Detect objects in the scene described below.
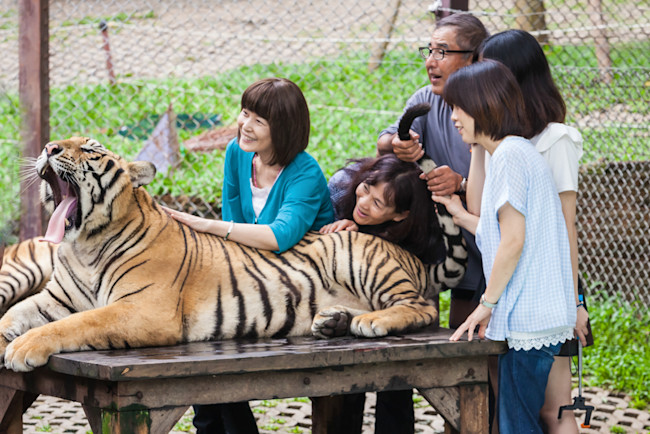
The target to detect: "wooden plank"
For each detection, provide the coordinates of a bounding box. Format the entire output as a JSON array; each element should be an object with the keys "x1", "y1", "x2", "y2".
[
  {"x1": 418, "y1": 386, "x2": 460, "y2": 431},
  {"x1": 0, "y1": 367, "x2": 116, "y2": 409},
  {"x1": 100, "y1": 356, "x2": 486, "y2": 408},
  {"x1": 18, "y1": 0, "x2": 49, "y2": 240},
  {"x1": 0, "y1": 355, "x2": 487, "y2": 409},
  {"x1": 46, "y1": 329, "x2": 507, "y2": 381}
]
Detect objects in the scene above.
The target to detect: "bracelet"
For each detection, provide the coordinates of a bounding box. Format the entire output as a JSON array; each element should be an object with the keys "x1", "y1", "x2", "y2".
[
  {"x1": 480, "y1": 293, "x2": 498, "y2": 309},
  {"x1": 458, "y1": 177, "x2": 468, "y2": 193},
  {"x1": 576, "y1": 302, "x2": 585, "y2": 309},
  {"x1": 224, "y1": 220, "x2": 234, "y2": 241}
]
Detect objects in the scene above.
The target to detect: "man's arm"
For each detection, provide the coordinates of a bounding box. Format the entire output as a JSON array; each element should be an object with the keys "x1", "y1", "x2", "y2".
[{"x1": 377, "y1": 132, "x2": 395, "y2": 156}]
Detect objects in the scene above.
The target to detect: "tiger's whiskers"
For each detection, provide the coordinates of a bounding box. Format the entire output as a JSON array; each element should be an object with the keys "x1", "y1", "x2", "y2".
[{"x1": 18, "y1": 157, "x2": 40, "y2": 192}]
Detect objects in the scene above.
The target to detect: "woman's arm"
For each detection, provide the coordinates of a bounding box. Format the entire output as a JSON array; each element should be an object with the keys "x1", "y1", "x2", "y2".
[
  {"x1": 466, "y1": 144, "x2": 486, "y2": 215},
  {"x1": 481, "y1": 202, "x2": 525, "y2": 305},
  {"x1": 450, "y1": 202, "x2": 525, "y2": 342},
  {"x1": 162, "y1": 207, "x2": 279, "y2": 250},
  {"x1": 267, "y1": 157, "x2": 335, "y2": 252},
  {"x1": 559, "y1": 190, "x2": 589, "y2": 344}
]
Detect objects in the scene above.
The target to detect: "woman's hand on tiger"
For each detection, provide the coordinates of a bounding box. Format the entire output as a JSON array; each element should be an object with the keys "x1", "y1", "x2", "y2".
[
  {"x1": 162, "y1": 206, "x2": 215, "y2": 233},
  {"x1": 432, "y1": 193, "x2": 478, "y2": 235},
  {"x1": 391, "y1": 131, "x2": 425, "y2": 163},
  {"x1": 319, "y1": 219, "x2": 358, "y2": 234}
]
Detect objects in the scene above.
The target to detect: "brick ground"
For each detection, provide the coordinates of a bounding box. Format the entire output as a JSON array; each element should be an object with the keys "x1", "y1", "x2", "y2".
[{"x1": 21, "y1": 387, "x2": 649, "y2": 433}]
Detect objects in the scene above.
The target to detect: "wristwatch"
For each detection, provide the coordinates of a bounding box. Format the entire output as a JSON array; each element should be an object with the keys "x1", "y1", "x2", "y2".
[
  {"x1": 480, "y1": 293, "x2": 498, "y2": 309},
  {"x1": 458, "y1": 177, "x2": 468, "y2": 193}
]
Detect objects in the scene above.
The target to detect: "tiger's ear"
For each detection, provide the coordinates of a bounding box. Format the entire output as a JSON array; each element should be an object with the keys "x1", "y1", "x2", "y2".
[{"x1": 128, "y1": 161, "x2": 157, "y2": 188}]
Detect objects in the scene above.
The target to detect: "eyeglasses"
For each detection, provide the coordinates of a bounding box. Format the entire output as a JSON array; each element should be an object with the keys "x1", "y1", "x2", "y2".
[{"x1": 418, "y1": 46, "x2": 473, "y2": 60}]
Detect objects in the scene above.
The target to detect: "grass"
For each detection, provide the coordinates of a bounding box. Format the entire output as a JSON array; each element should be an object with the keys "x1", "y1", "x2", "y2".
[{"x1": 581, "y1": 290, "x2": 650, "y2": 406}]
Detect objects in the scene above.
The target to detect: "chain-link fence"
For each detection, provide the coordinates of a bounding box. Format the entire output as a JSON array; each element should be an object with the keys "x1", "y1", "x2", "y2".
[{"x1": 0, "y1": 0, "x2": 648, "y2": 304}]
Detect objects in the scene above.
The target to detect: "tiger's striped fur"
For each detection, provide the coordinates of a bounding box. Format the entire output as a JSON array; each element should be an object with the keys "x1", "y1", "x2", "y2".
[
  {"x1": 0, "y1": 239, "x2": 56, "y2": 315},
  {"x1": 0, "y1": 137, "x2": 466, "y2": 372}
]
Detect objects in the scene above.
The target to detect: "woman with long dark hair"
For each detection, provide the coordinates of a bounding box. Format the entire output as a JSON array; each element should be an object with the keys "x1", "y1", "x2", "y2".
[
  {"x1": 478, "y1": 30, "x2": 590, "y2": 434},
  {"x1": 322, "y1": 153, "x2": 443, "y2": 264}
]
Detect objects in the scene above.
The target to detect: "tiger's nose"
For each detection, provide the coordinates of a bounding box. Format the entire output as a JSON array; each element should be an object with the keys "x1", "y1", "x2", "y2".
[{"x1": 45, "y1": 143, "x2": 61, "y2": 156}]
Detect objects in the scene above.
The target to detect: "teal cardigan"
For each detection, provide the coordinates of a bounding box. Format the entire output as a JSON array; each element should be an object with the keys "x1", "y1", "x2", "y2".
[{"x1": 222, "y1": 139, "x2": 334, "y2": 252}]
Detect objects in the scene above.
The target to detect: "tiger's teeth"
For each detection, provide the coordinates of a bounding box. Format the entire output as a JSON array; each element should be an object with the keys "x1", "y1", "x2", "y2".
[{"x1": 65, "y1": 218, "x2": 70, "y2": 226}]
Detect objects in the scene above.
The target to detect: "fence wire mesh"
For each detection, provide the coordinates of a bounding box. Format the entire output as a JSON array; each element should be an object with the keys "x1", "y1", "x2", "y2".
[{"x1": 0, "y1": 0, "x2": 648, "y2": 305}]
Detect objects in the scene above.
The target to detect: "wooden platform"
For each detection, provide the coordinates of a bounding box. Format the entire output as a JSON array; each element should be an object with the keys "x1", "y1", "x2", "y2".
[{"x1": 0, "y1": 327, "x2": 506, "y2": 434}]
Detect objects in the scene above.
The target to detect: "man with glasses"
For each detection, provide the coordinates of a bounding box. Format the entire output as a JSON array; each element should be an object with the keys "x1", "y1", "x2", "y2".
[{"x1": 373, "y1": 13, "x2": 491, "y2": 434}]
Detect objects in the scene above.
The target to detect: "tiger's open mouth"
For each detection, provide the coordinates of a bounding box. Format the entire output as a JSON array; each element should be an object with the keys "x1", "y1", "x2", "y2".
[{"x1": 39, "y1": 163, "x2": 81, "y2": 244}]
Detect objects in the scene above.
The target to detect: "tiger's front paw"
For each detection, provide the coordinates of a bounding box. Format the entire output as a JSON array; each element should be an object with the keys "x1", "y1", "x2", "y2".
[
  {"x1": 4, "y1": 330, "x2": 56, "y2": 372},
  {"x1": 311, "y1": 308, "x2": 352, "y2": 339},
  {"x1": 350, "y1": 312, "x2": 389, "y2": 338}
]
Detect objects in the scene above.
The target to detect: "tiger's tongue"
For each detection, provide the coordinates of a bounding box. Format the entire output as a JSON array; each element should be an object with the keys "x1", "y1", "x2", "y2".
[{"x1": 41, "y1": 197, "x2": 77, "y2": 244}]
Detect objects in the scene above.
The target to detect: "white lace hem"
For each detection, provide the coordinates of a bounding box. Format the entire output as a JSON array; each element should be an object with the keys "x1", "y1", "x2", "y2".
[{"x1": 507, "y1": 327, "x2": 574, "y2": 351}]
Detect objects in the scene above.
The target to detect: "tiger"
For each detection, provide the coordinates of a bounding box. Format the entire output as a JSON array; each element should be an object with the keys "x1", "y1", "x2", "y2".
[{"x1": 0, "y1": 136, "x2": 467, "y2": 372}]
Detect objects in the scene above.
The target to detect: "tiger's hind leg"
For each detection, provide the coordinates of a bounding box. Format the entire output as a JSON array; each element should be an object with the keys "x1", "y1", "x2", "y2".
[{"x1": 311, "y1": 306, "x2": 370, "y2": 339}]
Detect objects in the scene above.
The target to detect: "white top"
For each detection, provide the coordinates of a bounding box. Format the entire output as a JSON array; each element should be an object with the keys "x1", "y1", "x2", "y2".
[
  {"x1": 530, "y1": 123, "x2": 583, "y2": 193},
  {"x1": 250, "y1": 180, "x2": 272, "y2": 218},
  {"x1": 249, "y1": 168, "x2": 283, "y2": 218},
  {"x1": 485, "y1": 123, "x2": 583, "y2": 194},
  {"x1": 476, "y1": 136, "x2": 576, "y2": 351}
]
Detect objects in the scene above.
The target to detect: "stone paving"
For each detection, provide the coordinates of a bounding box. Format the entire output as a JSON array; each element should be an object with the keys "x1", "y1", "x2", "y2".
[{"x1": 21, "y1": 387, "x2": 650, "y2": 433}]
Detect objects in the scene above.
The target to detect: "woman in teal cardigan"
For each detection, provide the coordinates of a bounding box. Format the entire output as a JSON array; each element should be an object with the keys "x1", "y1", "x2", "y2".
[
  {"x1": 221, "y1": 136, "x2": 333, "y2": 252},
  {"x1": 166, "y1": 77, "x2": 333, "y2": 434}
]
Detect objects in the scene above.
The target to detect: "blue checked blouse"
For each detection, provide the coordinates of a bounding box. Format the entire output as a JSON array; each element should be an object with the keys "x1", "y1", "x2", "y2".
[{"x1": 476, "y1": 136, "x2": 576, "y2": 351}]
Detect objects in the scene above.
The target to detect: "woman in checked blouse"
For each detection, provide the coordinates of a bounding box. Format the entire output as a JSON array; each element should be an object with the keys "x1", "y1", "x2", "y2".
[{"x1": 433, "y1": 60, "x2": 576, "y2": 434}]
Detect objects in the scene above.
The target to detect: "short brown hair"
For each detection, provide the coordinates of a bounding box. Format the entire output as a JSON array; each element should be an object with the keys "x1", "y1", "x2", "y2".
[
  {"x1": 435, "y1": 14, "x2": 490, "y2": 62},
  {"x1": 240, "y1": 78, "x2": 310, "y2": 166},
  {"x1": 443, "y1": 60, "x2": 531, "y2": 141}
]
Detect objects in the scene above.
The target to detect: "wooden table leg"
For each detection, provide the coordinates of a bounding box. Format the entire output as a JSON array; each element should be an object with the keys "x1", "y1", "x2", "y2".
[
  {"x1": 82, "y1": 404, "x2": 188, "y2": 434},
  {"x1": 311, "y1": 395, "x2": 365, "y2": 434},
  {"x1": 419, "y1": 383, "x2": 489, "y2": 434},
  {"x1": 459, "y1": 383, "x2": 488, "y2": 434},
  {"x1": 0, "y1": 387, "x2": 37, "y2": 434}
]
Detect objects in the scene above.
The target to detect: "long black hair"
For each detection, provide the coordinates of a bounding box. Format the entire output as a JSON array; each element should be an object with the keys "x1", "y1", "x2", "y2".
[
  {"x1": 334, "y1": 154, "x2": 444, "y2": 264},
  {"x1": 480, "y1": 29, "x2": 566, "y2": 137}
]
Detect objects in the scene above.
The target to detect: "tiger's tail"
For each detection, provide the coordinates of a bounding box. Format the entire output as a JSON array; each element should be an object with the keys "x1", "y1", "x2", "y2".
[
  {"x1": 426, "y1": 205, "x2": 468, "y2": 297},
  {"x1": 398, "y1": 102, "x2": 437, "y2": 174}
]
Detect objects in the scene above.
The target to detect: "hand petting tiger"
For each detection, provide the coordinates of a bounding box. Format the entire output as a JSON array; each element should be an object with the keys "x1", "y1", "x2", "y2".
[{"x1": 0, "y1": 137, "x2": 466, "y2": 372}]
